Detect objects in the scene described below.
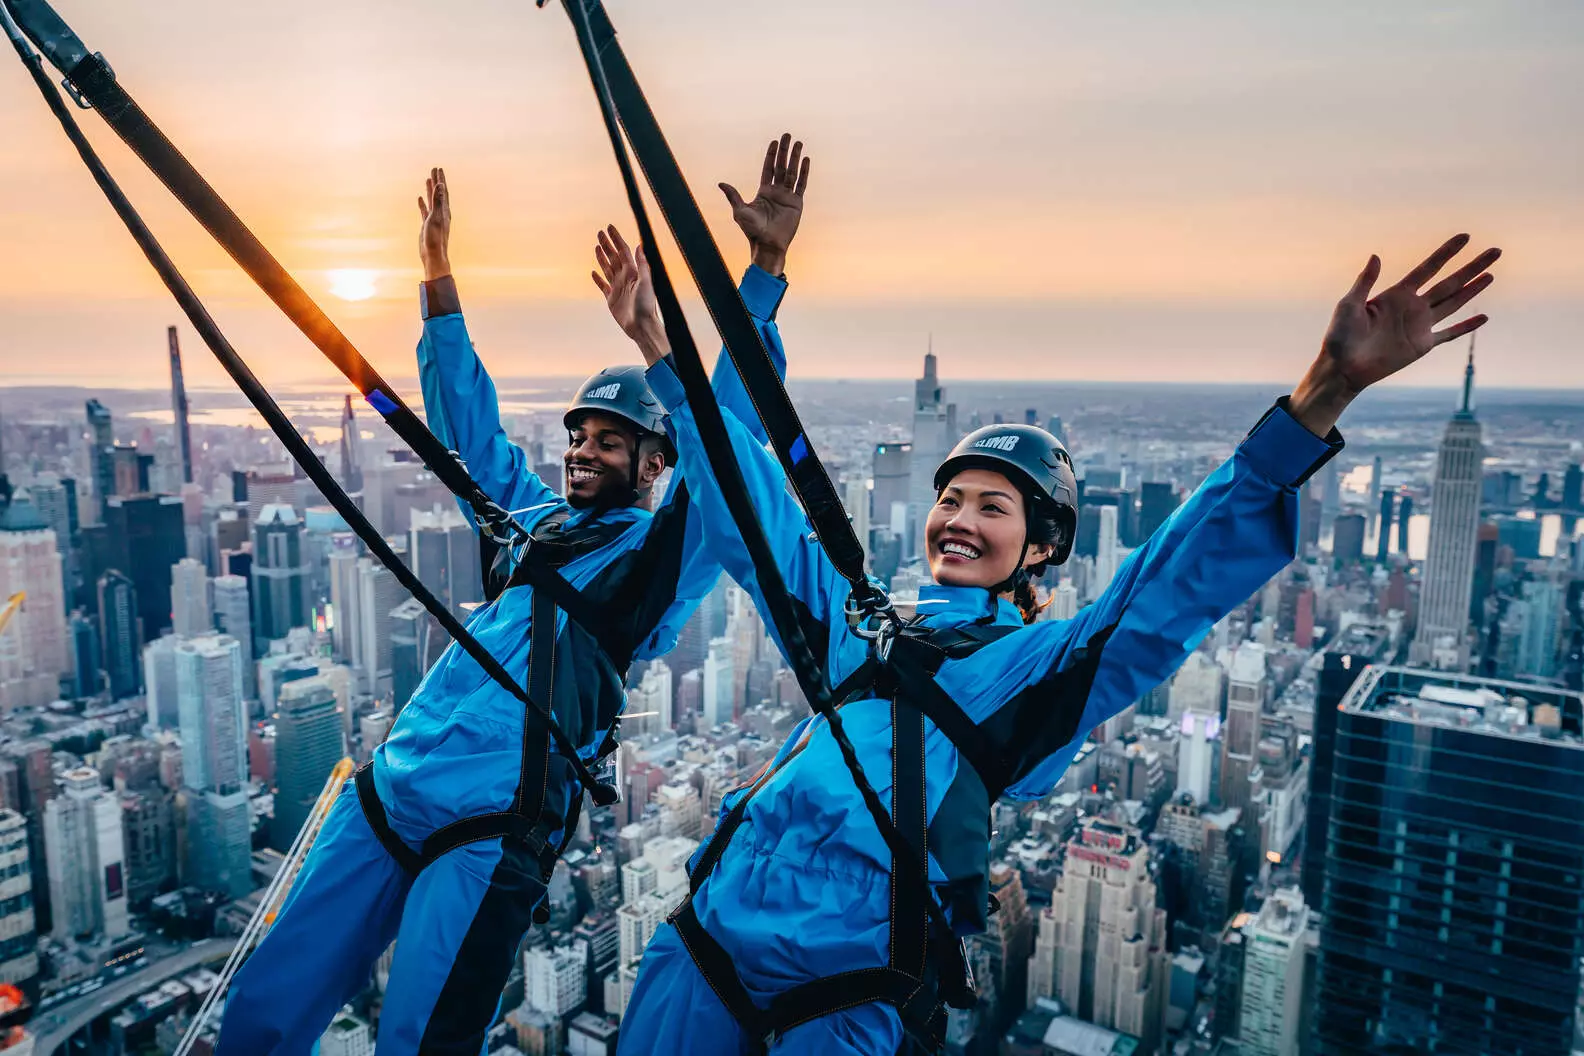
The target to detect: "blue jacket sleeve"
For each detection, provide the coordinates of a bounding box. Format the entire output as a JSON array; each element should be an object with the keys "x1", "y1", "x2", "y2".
[
  {"x1": 631, "y1": 267, "x2": 793, "y2": 660},
  {"x1": 645, "y1": 353, "x2": 867, "y2": 688},
  {"x1": 415, "y1": 276, "x2": 560, "y2": 522},
  {"x1": 935, "y1": 400, "x2": 1343, "y2": 800}
]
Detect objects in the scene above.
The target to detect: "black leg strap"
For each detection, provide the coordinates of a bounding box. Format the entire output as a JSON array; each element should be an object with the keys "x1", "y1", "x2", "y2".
[
  {"x1": 355, "y1": 763, "x2": 425, "y2": 875},
  {"x1": 890, "y1": 699, "x2": 928, "y2": 980}
]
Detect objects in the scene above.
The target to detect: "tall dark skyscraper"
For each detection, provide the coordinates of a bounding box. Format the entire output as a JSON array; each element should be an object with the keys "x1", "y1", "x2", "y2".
[
  {"x1": 338, "y1": 394, "x2": 363, "y2": 493},
  {"x1": 85, "y1": 399, "x2": 114, "y2": 519},
  {"x1": 252, "y1": 504, "x2": 310, "y2": 649},
  {"x1": 97, "y1": 570, "x2": 141, "y2": 700},
  {"x1": 1316, "y1": 666, "x2": 1584, "y2": 1056},
  {"x1": 1376, "y1": 488, "x2": 1395, "y2": 561},
  {"x1": 1563, "y1": 464, "x2": 1582, "y2": 511},
  {"x1": 1332, "y1": 512, "x2": 1366, "y2": 564},
  {"x1": 1300, "y1": 619, "x2": 1396, "y2": 909},
  {"x1": 167, "y1": 326, "x2": 193, "y2": 485},
  {"x1": 1396, "y1": 493, "x2": 1413, "y2": 554},
  {"x1": 271, "y1": 677, "x2": 345, "y2": 851},
  {"x1": 83, "y1": 495, "x2": 186, "y2": 641}
]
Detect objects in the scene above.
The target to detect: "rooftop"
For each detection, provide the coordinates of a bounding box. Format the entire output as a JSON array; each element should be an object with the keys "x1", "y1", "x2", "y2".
[{"x1": 1342, "y1": 666, "x2": 1584, "y2": 747}]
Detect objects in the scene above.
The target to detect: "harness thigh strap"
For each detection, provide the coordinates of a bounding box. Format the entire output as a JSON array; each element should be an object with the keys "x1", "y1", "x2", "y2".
[{"x1": 354, "y1": 763, "x2": 425, "y2": 875}]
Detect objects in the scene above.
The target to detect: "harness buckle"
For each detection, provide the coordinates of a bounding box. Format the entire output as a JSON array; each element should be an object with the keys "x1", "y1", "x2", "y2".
[{"x1": 60, "y1": 55, "x2": 111, "y2": 110}]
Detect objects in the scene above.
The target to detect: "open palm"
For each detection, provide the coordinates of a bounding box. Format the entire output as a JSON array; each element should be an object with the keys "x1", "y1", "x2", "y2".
[
  {"x1": 591, "y1": 225, "x2": 656, "y2": 340},
  {"x1": 720, "y1": 133, "x2": 810, "y2": 258},
  {"x1": 1322, "y1": 234, "x2": 1500, "y2": 392}
]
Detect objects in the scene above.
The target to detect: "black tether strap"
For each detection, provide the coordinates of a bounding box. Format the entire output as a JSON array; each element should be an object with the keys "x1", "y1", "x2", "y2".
[
  {"x1": 559, "y1": 0, "x2": 960, "y2": 948},
  {"x1": 0, "y1": 4, "x2": 617, "y2": 808},
  {"x1": 1, "y1": 0, "x2": 525, "y2": 549},
  {"x1": 551, "y1": 0, "x2": 891, "y2": 622}
]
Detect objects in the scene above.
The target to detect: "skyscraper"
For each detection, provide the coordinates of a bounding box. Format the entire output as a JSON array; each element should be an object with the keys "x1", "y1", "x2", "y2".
[
  {"x1": 119, "y1": 789, "x2": 176, "y2": 908},
  {"x1": 44, "y1": 768, "x2": 128, "y2": 940},
  {"x1": 211, "y1": 574, "x2": 256, "y2": 698},
  {"x1": 1376, "y1": 487, "x2": 1395, "y2": 562},
  {"x1": 1137, "y1": 481, "x2": 1179, "y2": 543},
  {"x1": 83, "y1": 494, "x2": 186, "y2": 641},
  {"x1": 1411, "y1": 343, "x2": 1483, "y2": 668},
  {"x1": 69, "y1": 610, "x2": 100, "y2": 698},
  {"x1": 97, "y1": 571, "x2": 141, "y2": 700},
  {"x1": 86, "y1": 399, "x2": 114, "y2": 521},
  {"x1": 907, "y1": 351, "x2": 952, "y2": 558},
  {"x1": 272, "y1": 676, "x2": 345, "y2": 851},
  {"x1": 252, "y1": 504, "x2": 310, "y2": 647},
  {"x1": 1330, "y1": 512, "x2": 1366, "y2": 564},
  {"x1": 328, "y1": 538, "x2": 361, "y2": 664},
  {"x1": 357, "y1": 558, "x2": 405, "y2": 698},
  {"x1": 1239, "y1": 886, "x2": 1309, "y2": 1056},
  {"x1": 1316, "y1": 666, "x2": 1584, "y2": 1055},
  {"x1": 1220, "y1": 643, "x2": 1266, "y2": 814},
  {"x1": 410, "y1": 505, "x2": 481, "y2": 617},
  {"x1": 171, "y1": 557, "x2": 211, "y2": 638},
  {"x1": 142, "y1": 633, "x2": 180, "y2": 729},
  {"x1": 28, "y1": 475, "x2": 75, "y2": 604},
  {"x1": 1035, "y1": 820, "x2": 1169, "y2": 1053},
  {"x1": 176, "y1": 634, "x2": 252, "y2": 899},
  {"x1": 338, "y1": 394, "x2": 364, "y2": 493},
  {"x1": 168, "y1": 326, "x2": 193, "y2": 485},
  {"x1": 0, "y1": 809, "x2": 39, "y2": 986},
  {"x1": 0, "y1": 493, "x2": 69, "y2": 709}
]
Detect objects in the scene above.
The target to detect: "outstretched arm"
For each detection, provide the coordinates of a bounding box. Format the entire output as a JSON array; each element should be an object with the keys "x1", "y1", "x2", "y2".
[
  {"x1": 938, "y1": 234, "x2": 1502, "y2": 799},
  {"x1": 414, "y1": 168, "x2": 558, "y2": 521}
]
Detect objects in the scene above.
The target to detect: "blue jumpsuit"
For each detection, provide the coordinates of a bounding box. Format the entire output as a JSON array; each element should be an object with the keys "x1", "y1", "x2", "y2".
[
  {"x1": 217, "y1": 266, "x2": 788, "y2": 1055},
  {"x1": 618, "y1": 358, "x2": 1340, "y2": 1054}
]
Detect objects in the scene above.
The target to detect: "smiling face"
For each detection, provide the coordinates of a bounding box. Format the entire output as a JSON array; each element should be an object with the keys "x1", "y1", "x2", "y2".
[
  {"x1": 563, "y1": 411, "x2": 665, "y2": 509},
  {"x1": 924, "y1": 468, "x2": 1053, "y2": 588}
]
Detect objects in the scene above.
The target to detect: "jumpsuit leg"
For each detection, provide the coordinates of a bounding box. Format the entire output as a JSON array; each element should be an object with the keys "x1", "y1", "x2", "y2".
[
  {"x1": 377, "y1": 836, "x2": 546, "y2": 1056},
  {"x1": 615, "y1": 922, "x2": 747, "y2": 1056},
  {"x1": 218, "y1": 789, "x2": 413, "y2": 1056}
]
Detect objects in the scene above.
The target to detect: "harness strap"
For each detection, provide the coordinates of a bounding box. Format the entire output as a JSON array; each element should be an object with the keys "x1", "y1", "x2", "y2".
[
  {"x1": 517, "y1": 586, "x2": 559, "y2": 824},
  {"x1": 890, "y1": 698, "x2": 928, "y2": 981},
  {"x1": 886, "y1": 637, "x2": 1019, "y2": 798},
  {"x1": 559, "y1": 0, "x2": 887, "y2": 620}
]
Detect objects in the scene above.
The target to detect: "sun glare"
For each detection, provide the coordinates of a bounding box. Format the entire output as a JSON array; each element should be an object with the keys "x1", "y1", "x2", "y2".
[{"x1": 327, "y1": 268, "x2": 378, "y2": 301}]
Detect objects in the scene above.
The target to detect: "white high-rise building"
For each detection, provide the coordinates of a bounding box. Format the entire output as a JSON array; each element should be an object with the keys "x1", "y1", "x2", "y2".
[
  {"x1": 211, "y1": 574, "x2": 256, "y2": 699},
  {"x1": 142, "y1": 634, "x2": 181, "y2": 730},
  {"x1": 701, "y1": 636, "x2": 734, "y2": 729},
  {"x1": 617, "y1": 892, "x2": 668, "y2": 969},
  {"x1": 1240, "y1": 886, "x2": 1310, "y2": 1056},
  {"x1": 0, "y1": 810, "x2": 39, "y2": 984},
  {"x1": 621, "y1": 858, "x2": 658, "y2": 905},
  {"x1": 1411, "y1": 345, "x2": 1483, "y2": 669},
  {"x1": 625, "y1": 662, "x2": 673, "y2": 738},
  {"x1": 1041, "y1": 581, "x2": 1079, "y2": 622},
  {"x1": 844, "y1": 474, "x2": 871, "y2": 570},
  {"x1": 0, "y1": 498, "x2": 69, "y2": 711},
  {"x1": 176, "y1": 635, "x2": 247, "y2": 793},
  {"x1": 44, "y1": 768, "x2": 128, "y2": 940},
  {"x1": 524, "y1": 940, "x2": 589, "y2": 1018},
  {"x1": 328, "y1": 544, "x2": 362, "y2": 665},
  {"x1": 1092, "y1": 505, "x2": 1121, "y2": 600},
  {"x1": 1177, "y1": 711, "x2": 1220, "y2": 805},
  {"x1": 1221, "y1": 643, "x2": 1267, "y2": 815},
  {"x1": 1036, "y1": 820, "x2": 1169, "y2": 1053},
  {"x1": 171, "y1": 557, "x2": 211, "y2": 638}
]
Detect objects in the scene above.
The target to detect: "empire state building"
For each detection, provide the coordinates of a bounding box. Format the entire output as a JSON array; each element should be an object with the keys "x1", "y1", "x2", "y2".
[{"x1": 1410, "y1": 340, "x2": 1483, "y2": 668}]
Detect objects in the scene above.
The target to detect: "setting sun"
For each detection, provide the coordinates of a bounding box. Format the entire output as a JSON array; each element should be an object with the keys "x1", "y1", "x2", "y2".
[{"x1": 327, "y1": 268, "x2": 378, "y2": 302}]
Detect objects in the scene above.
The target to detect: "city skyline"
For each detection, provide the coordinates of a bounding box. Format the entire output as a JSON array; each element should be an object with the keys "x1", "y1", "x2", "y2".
[{"x1": 0, "y1": 1, "x2": 1578, "y2": 388}]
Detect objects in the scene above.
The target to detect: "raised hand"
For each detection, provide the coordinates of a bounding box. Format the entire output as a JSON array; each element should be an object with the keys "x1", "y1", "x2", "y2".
[
  {"x1": 1323, "y1": 234, "x2": 1500, "y2": 392},
  {"x1": 1290, "y1": 234, "x2": 1500, "y2": 436},
  {"x1": 719, "y1": 133, "x2": 811, "y2": 276},
  {"x1": 591, "y1": 225, "x2": 667, "y2": 365},
  {"x1": 417, "y1": 167, "x2": 451, "y2": 282}
]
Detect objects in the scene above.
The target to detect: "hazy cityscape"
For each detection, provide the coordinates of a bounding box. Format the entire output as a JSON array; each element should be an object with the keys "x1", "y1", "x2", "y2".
[{"x1": 0, "y1": 328, "x2": 1579, "y2": 1056}]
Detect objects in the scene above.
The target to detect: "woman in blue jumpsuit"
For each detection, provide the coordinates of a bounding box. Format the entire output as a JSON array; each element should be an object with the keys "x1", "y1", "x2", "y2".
[
  {"x1": 602, "y1": 232, "x2": 1499, "y2": 1053},
  {"x1": 219, "y1": 138, "x2": 812, "y2": 1056}
]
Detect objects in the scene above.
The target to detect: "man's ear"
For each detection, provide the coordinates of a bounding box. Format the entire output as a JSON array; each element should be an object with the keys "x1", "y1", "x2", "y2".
[{"x1": 636, "y1": 442, "x2": 668, "y2": 490}]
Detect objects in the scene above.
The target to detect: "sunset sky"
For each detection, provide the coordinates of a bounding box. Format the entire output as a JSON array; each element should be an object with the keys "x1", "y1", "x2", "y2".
[{"x1": 0, "y1": 0, "x2": 1578, "y2": 391}]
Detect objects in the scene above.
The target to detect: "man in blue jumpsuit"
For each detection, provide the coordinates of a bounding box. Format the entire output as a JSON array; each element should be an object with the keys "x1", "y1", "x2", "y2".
[
  {"x1": 595, "y1": 232, "x2": 1499, "y2": 1052},
  {"x1": 217, "y1": 134, "x2": 813, "y2": 1055}
]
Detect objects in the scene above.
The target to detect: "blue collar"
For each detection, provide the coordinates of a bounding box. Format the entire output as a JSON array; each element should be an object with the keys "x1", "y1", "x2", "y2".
[{"x1": 913, "y1": 582, "x2": 1024, "y2": 627}]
